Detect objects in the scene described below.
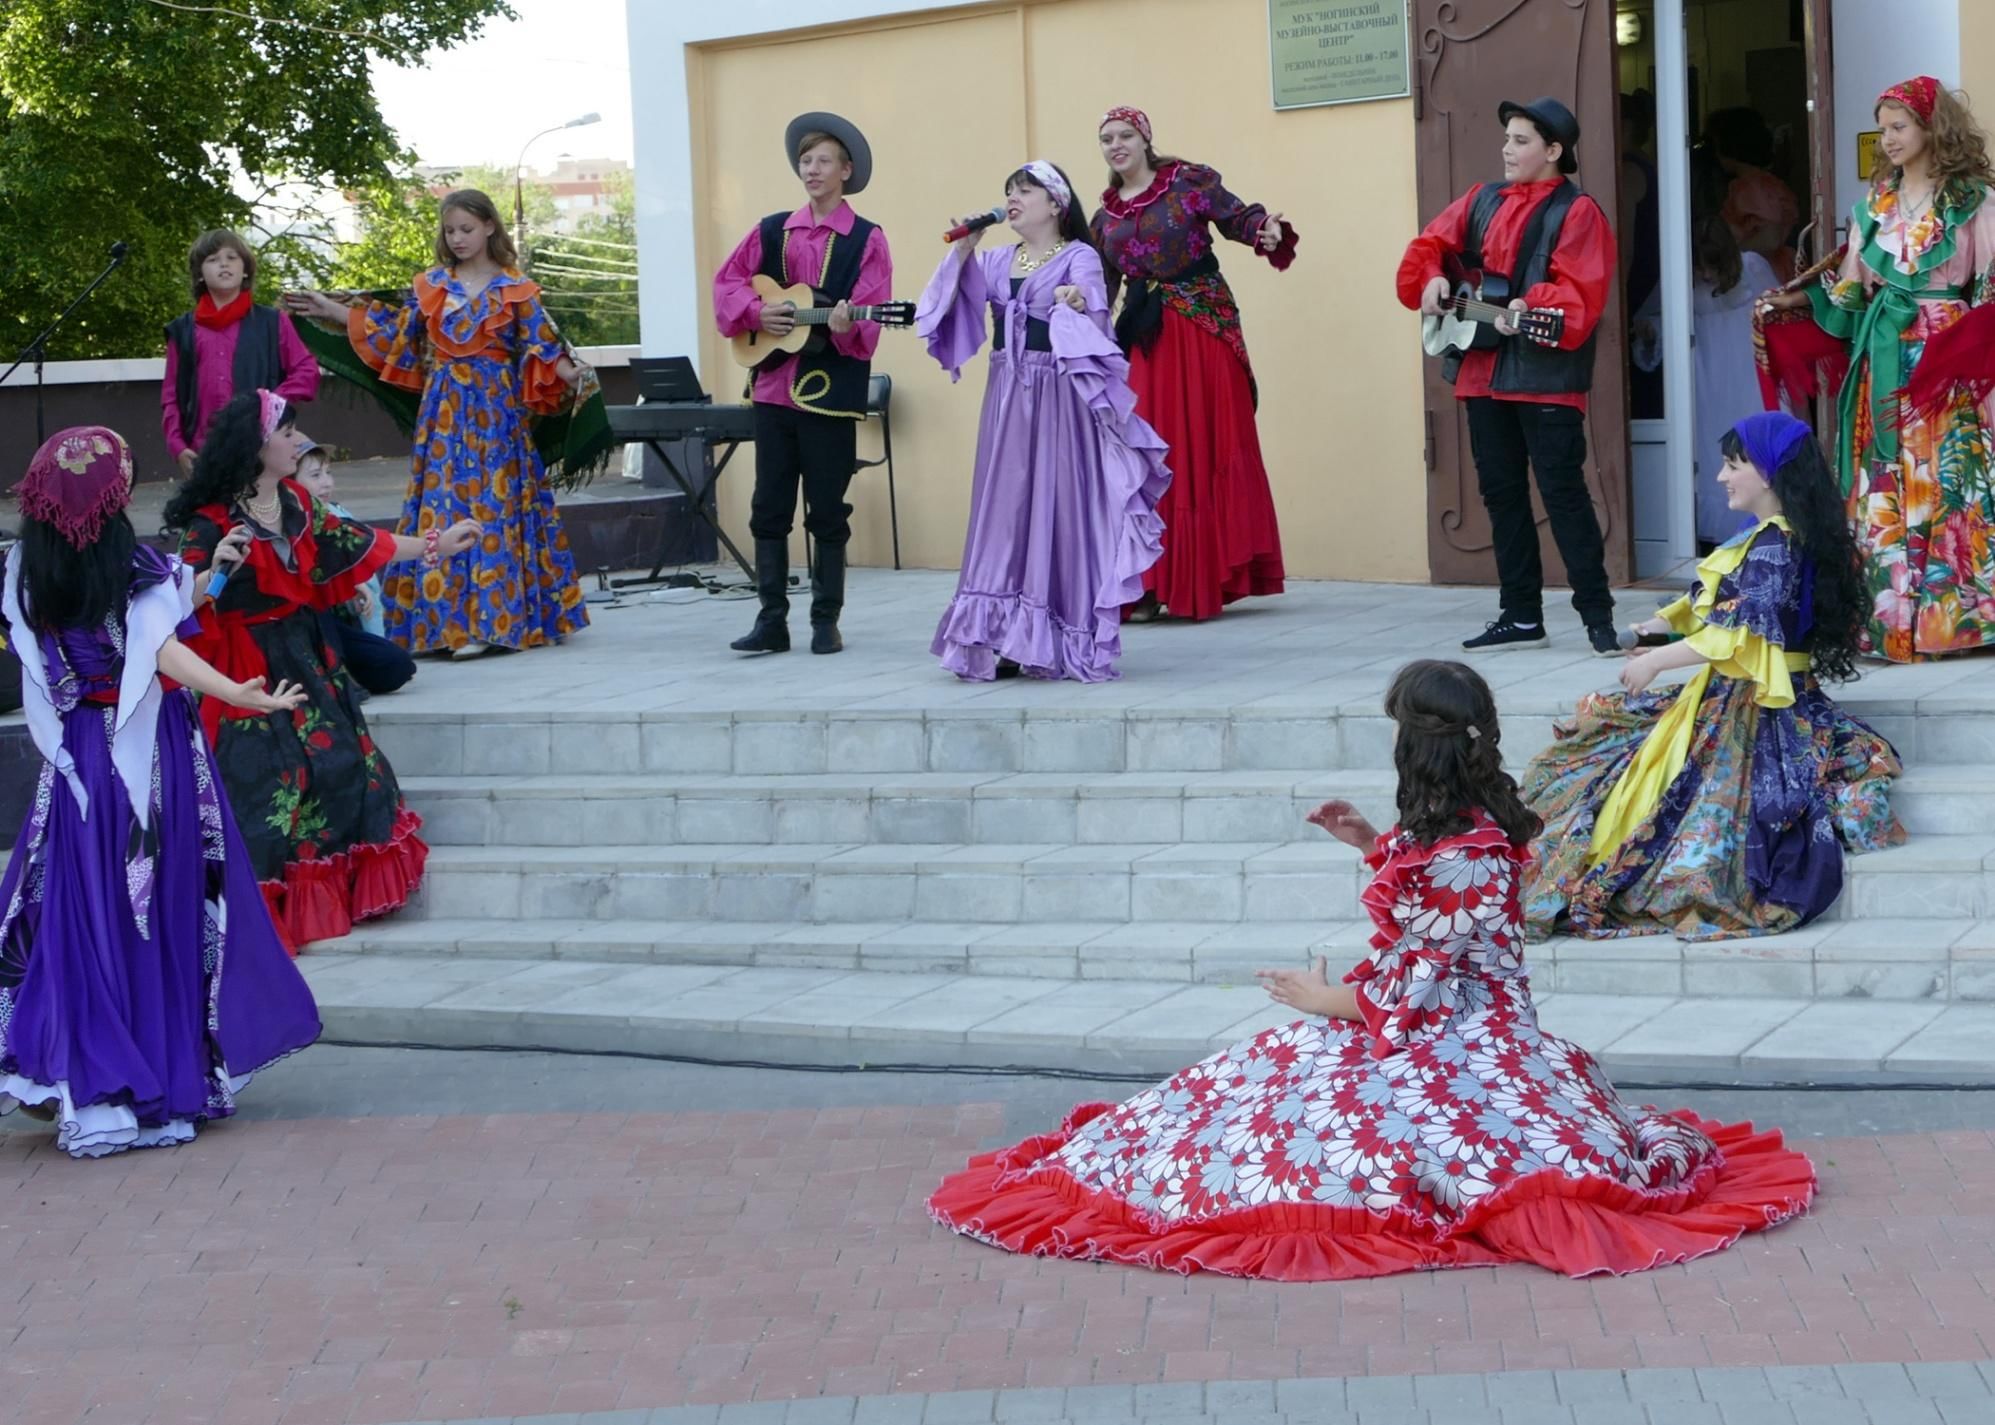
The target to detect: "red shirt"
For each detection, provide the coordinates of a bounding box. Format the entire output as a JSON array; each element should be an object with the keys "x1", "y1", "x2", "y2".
[
  {"x1": 713, "y1": 201, "x2": 893, "y2": 410},
  {"x1": 1396, "y1": 179, "x2": 1617, "y2": 411}
]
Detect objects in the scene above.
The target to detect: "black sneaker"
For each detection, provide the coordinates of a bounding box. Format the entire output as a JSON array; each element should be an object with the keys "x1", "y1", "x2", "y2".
[
  {"x1": 1462, "y1": 616, "x2": 1548, "y2": 652},
  {"x1": 1585, "y1": 622, "x2": 1622, "y2": 657}
]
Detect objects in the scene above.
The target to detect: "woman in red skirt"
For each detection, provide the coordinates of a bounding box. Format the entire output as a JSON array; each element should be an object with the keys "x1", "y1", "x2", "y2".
[{"x1": 1091, "y1": 105, "x2": 1295, "y2": 621}]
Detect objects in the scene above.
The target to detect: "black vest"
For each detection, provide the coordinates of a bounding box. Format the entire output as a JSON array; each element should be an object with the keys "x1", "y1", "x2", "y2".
[
  {"x1": 757, "y1": 210, "x2": 877, "y2": 419},
  {"x1": 166, "y1": 304, "x2": 284, "y2": 444},
  {"x1": 1465, "y1": 181, "x2": 1598, "y2": 396}
]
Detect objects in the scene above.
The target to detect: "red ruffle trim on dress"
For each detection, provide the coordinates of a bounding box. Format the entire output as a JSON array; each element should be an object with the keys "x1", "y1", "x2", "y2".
[
  {"x1": 929, "y1": 1104, "x2": 1815, "y2": 1281},
  {"x1": 263, "y1": 805, "x2": 428, "y2": 953}
]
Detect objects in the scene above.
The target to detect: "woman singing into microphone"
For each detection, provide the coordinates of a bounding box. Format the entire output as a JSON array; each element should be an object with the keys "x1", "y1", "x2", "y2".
[
  {"x1": 918, "y1": 162, "x2": 1169, "y2": 682},
  {"x1": 1092, "y1": 106, "x2": 1296, "y2": 622}
]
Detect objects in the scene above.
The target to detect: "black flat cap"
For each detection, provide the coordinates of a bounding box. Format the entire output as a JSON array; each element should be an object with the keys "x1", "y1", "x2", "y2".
[{"x1": 1499, "y1": 97, "x2": 1582, "y2": 174}]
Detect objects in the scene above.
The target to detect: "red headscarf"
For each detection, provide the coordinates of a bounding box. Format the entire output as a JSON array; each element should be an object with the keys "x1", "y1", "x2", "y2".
[
  {"x1": 15, "y1": 426, "x2": 133, "y2": 549},
  {"x1": 1099, "y1": 106, "x2": 1152, "y2": 143},
  {"x1": 1878, "y1": 76, "x2": 1941, "y2": 127}
]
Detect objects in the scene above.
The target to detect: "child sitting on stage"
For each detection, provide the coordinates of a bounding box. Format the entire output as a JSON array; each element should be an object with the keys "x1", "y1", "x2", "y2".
[
  {"x1": 931, "y1": 659, "x2": 1814, "y2": 1279},
  {"x1": 293, "y1": 440, "x2": 415, "y2": 697}
]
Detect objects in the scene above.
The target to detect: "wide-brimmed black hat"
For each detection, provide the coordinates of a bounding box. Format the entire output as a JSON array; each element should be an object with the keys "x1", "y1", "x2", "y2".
[
  {"x1": 1498, "y1": 97, "x2": 1581, "y2": 174},
  {"x1": 784, "y1": 111, "x2": 873, "y2": 194}
]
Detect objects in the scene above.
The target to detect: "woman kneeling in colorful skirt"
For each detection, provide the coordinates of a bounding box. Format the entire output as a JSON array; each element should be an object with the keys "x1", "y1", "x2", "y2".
[{"x1": 1524, "y1": 411, "x2": 1904, "y2": 941}]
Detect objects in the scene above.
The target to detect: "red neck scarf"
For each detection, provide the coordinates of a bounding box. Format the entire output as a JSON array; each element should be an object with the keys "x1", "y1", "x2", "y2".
[{"x1": 195, "y1": 290, "x2": 253, "y2": 329}]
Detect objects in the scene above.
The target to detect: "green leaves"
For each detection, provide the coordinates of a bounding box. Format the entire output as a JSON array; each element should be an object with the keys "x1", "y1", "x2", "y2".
[{"x1": 0, "y1": 0, "x2": 514, "y2": 359}]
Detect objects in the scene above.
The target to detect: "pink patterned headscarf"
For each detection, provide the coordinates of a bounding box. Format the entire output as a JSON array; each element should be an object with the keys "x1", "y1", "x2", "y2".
[
  {"x1": 1099, "y1": 106, "x2": 1152, "y2": 143},
  {"x1": 257, "y1": 388, "x2": 288, "y2": 443},
  {"x1": 1878, "y1": 76, "x2": 1942, "y2": 127},
  {"x1": 16, "y1": 426, "x2": 134, "y2": 549}
]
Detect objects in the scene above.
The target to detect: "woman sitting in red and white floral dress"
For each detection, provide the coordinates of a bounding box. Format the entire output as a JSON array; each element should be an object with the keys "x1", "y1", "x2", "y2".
[{"x1": 931, "y1": 659, "x2": 1816, "y2": 1280}]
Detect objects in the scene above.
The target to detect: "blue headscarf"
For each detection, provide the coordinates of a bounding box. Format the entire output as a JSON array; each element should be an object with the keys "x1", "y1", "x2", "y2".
[
  {"x1": 1730, "y1": 410, "x2": 1812, "y2": 482},
  {"x1": 1726, "y1": 409, "x2": 1817, "y2": 636}
]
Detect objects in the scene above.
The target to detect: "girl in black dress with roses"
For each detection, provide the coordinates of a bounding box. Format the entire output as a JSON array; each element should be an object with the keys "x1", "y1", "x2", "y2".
[{"x1": 164, "y1": 390, "x2": 480, "y2": 948}]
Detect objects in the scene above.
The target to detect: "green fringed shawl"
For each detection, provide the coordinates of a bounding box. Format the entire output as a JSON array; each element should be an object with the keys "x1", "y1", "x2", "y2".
[{"x1": 294, "y1": 294, "x2": 615, "y2": 492}]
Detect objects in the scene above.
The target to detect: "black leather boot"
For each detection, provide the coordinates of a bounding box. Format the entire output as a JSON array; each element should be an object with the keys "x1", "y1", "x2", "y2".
[
  {"x1": 730, "y1": 538, "x2": 791, "y2": 653},
  {"x1": 810, "y1": 542, "x2": 845, "y2": 655}
]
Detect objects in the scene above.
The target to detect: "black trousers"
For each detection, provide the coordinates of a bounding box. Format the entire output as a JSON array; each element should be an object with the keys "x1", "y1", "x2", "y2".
[
  {"x1": 1464, "y1": 397, "x2": 1614, "y2": 626},
  {"x1": 749, "y1": 402, "x2": 857, "y2": 546},
  {"x1": 320, "y1": 611, "x2": 416, "y2": 696}
]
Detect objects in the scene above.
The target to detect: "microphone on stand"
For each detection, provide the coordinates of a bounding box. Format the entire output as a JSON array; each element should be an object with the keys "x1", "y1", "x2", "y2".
[
  {"x1": 109, "y1": 241, "x2": 129, "y2": 263},
  {"x1": 941, "y1": 206, "x2": 1007, "y2": 244}
]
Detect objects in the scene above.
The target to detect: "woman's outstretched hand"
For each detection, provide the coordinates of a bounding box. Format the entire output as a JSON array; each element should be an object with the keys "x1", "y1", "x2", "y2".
[
  {"x1": 229, "y1": 677, "x2": 308, "y2": 714},
  {"x1": 1307, "y1": 799, "x2": 1379, "y2": 850},
  {"x1": 438, "y1": 518, "x2": 481, "y2": 556}
]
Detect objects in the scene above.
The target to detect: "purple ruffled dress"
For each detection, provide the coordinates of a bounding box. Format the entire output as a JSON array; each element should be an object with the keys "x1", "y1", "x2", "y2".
[
  {"x1": 0, "y1": 545, "x2": 321, "y2": 1157},
  {"x1": 917, "y1": 241, "x2": 1170, "y2": 681}
]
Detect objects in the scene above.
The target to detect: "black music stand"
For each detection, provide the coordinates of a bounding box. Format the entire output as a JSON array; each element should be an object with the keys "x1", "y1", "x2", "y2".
[{"x1": 613, "y1": 356, "x2": 756, "y2": 589}]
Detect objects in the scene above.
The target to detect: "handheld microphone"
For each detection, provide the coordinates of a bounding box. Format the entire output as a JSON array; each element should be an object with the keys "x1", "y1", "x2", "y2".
[
  {"x1": 941, "y1": 206, "x2": 1007, "y2": 244},
  {"x1": 1618, "y1": 626, "x2": 1678, "y2": 651}
]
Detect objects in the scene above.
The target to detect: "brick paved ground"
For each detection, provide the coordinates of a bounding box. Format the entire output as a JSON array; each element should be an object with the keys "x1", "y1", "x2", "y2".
[{"x1": 2, "y1": 1052, "x2": 1992, "y2": 1425}]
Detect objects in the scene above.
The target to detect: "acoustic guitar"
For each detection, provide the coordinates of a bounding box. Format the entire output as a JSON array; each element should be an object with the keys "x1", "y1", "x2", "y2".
[
  {"x1": 1420, "y1": 257, "x2": 1566, "y2": 359},
  {"x1": 731, "y1": 274, "x2": 916, "y2": 371}
]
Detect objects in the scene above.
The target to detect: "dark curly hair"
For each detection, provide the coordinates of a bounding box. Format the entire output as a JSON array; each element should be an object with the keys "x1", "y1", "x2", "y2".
[
  {"x1": 162, "y1": 391, "x2": 294, "y2": 531},
  {"x1": 1384, "y1": 660, "x2": 1542, "y2": 848},
  {"x1": 1718, "y1": 427, "x2": 1865, "y2": 682}
]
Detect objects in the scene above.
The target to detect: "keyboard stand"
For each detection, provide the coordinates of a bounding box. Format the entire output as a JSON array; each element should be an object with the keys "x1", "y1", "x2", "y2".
[{"x1": 612, "y1": 437, "x2": 755, "y2": 590}]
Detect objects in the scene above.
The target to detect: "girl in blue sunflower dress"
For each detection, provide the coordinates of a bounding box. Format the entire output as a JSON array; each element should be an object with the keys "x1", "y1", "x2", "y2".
[
  {"x1": 1523, "y1": 412, "x2": 1904, "y2": 941},
  {"x1": 286, "y1": 189, "x2": 591, "y2": 659}
]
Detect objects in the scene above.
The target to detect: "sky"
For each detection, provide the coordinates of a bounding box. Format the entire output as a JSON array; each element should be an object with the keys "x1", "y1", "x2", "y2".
[{"x1": 367, "y1": 0, "x2": 636, "y2": 172}]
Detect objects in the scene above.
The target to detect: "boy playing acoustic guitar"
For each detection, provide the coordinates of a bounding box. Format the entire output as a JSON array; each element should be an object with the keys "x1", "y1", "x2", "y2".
[
  {"x1": 713, "y1": 111, "x2": 894, "y2": 656},
  {"x1": 1397, "y1": 97, "x2": 1620, "y2": 657}
]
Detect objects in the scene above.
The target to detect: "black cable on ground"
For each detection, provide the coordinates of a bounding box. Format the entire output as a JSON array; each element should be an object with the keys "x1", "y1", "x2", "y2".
[{"x1": 315, "y1": 1039, "x2": 1995, "y2": 1092}]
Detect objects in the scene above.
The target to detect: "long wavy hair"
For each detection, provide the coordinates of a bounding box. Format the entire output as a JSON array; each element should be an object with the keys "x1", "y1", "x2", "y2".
[
  {"x1": 1873, "y1": 87, "x2": 1995, "y2": 201},
  {"x1": 435, "y1": 188, "x2": 521, "y2": 269},
  {"x1": 1005, "y1": 164, "x2": 1092, "y2": 247},
  {"x1": 1718, "y1": 428, "x2": 1865, "y2": 682},
  {"x1": 162, "y1": 391, "x2": 293, "y2": 530},
  {"x1": 1384, "y1": 660, "x2": 1541, "y2": 849},
  {"x1": 18, "y1": 512, "x2": 137, "y2": 634}
]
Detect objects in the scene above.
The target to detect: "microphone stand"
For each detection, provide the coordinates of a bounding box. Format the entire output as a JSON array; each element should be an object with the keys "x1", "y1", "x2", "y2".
[{"x1": 1, "y1": 247, "x2": 129, "y2": 447}]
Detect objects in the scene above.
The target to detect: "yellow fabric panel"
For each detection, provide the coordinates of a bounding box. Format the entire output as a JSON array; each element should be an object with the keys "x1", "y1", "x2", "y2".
[{"x1": 1586, "y1": 665, "x2": 1714, "y2": 867}]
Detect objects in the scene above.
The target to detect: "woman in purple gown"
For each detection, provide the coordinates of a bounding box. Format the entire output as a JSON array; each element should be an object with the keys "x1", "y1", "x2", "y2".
[
  {"x1": 0, "y1": 427, "x2": 322, "y2": 1158},
  {"x1": 918, "y1": 160, "x2": 1169, "y2": 682}
]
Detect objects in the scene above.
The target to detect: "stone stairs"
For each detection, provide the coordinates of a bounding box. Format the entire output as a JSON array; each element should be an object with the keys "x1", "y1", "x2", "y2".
[{"x1": 272, "y1": 574, "x2": 1995, "y2": 1082}]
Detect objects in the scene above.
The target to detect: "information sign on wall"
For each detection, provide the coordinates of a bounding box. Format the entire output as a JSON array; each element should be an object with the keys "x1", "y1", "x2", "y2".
[{"x1": 1268, "y1": 0, "x2": 1412, "y2": 110}]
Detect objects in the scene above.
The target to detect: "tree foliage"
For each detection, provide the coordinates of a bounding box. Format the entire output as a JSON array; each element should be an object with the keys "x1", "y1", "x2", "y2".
[{"x1": 0, "y1": 0, "x2": 513, "y2": 360}]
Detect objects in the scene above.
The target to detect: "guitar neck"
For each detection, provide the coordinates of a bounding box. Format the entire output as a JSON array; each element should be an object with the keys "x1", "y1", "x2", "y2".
[
  {"x1": 791, "y1": 305, "x2": 891, "y2": 325},
  {"x1": 1451, "y1": 299, "x2": 1525, "y2": 324}
]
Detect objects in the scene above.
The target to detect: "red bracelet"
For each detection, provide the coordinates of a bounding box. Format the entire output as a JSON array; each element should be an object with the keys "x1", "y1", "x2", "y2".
[{"x1": 422, "y1": 527, "x2": 442, "y2": 569}]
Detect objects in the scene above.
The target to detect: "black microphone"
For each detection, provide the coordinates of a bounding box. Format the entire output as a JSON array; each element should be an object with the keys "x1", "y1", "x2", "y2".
[
  {"x1": 109, "y1": 241, "x2": 129, "y2": 262},
  {"x1": 1618, "y1": 626, "x2": 1678, "y2": 651},
  {"x1": 941, "y1": 206, "x2": 1006, "y2": 244}
]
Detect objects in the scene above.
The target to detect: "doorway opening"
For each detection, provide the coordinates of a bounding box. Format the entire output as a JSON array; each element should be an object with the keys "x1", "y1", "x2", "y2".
[{"x1": 1617, "y1": 0, "x2": 1830, "y2": 581}]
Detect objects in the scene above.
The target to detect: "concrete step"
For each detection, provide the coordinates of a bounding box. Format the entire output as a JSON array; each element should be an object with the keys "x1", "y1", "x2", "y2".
[
  {"x1": 308, "y1": 915, "x2": 1995, "y2": 1000},
  {"x1": 406, "y1": 839, "x2": 1366, "y2": 924},
  {"x1": 295, "y1": 953, "x2": 1995, "y2": 1084},
  {"x1": 399, "y1": 764, "x2": 1989, "y2": 846},
  {"x1": 365, "y1": 692, "x2": 1985, "y2": 777},
  {"x1": 401, "y1": 835, "x2": 1995, "y2": 929}
]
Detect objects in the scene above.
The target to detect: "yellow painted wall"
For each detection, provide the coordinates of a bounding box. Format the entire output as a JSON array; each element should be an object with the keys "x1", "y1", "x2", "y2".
[
  {"x1": 1966, "y1": 1, "x2": 1993, "y2": 102},
  {"x1": 687, "y1": 0, "x2": 1430, "y2": 582}
]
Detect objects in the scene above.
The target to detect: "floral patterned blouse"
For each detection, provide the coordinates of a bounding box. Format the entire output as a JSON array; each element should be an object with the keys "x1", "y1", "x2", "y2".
[{"x1": 1089, "y1": 161, "x2": 1298, "y2": 303}]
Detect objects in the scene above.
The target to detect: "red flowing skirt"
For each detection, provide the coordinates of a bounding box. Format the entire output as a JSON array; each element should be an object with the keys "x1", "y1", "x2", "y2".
[
  {"x1": 931, "y1": 1103, "x2": 1814, "y2": 1282},
  {"x1": 1128, "y1": 311, "x2": 1285, "y2": 620}
]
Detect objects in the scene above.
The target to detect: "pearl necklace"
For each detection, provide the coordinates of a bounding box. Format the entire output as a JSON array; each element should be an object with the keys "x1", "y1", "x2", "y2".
[
  {"x1": 1016, "y1": 239, "x2": 1066, "y2": 274},
  {"x1": 242, "y1": 488, "x2": 282, "y2": 526}
]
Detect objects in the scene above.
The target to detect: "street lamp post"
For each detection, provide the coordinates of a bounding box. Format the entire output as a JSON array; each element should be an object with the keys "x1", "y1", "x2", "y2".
[{"x1": 514, "y1": 111, "x2": 602, "y2": 250}]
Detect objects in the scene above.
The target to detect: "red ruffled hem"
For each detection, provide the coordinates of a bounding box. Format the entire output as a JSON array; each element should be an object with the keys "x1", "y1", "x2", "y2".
[
  {"x1": 263, "y1": 806, "x2": 428, "y2": 953},
  {"x1": 930, "y1": 1105, "x2": 1815, "y2": 1281}
]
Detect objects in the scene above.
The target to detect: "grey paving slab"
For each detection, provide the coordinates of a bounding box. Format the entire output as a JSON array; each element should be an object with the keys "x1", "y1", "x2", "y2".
[
  {"x1": 1743, "y1": 1001, "x2": 1947, "y2": 1072},
  {"x1": 1886, "y1": 1006, "x2": 1995, "y2": 1076},
  {"x1": 1604, "y1": 997, "x2": 1810, "y2": 1067}
]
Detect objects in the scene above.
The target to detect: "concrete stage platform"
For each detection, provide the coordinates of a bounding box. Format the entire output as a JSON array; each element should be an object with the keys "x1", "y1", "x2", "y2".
[{"x1": 282, "y1": 569, "x2": 1995, "y2": 1085}]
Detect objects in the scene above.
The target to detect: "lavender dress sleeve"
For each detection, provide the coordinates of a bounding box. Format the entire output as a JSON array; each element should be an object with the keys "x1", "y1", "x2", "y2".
[{"x1": 916, "y1": 247, "x2": 999, "y2": 381}]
